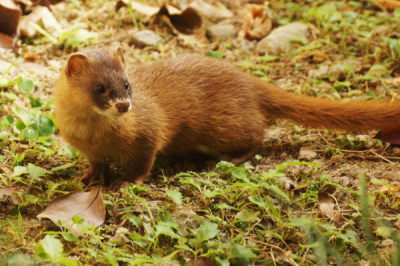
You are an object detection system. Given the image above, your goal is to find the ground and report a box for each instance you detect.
[1,0,400,265]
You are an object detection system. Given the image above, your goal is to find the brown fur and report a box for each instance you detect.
[55,48,400,190]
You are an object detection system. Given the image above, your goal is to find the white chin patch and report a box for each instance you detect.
[93,99,132,117]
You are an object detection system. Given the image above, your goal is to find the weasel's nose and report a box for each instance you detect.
[116,102,131,113]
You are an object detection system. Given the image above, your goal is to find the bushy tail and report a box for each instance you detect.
[257,82,400,133]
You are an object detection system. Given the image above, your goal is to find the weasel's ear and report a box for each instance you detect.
[65,53,89,78]
[115,46,125,68]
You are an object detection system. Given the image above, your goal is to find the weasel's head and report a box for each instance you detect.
[63,47,132,118]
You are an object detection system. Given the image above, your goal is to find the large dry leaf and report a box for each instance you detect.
[0,0,21,37]
[238,3,272,40]
[318,192,345,225]
[19,6,59,38]
[0,187,21,203]
[37,186,105,236]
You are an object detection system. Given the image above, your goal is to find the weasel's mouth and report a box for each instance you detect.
[92,101,131,118]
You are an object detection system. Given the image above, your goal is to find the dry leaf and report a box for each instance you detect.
[238,3,272,40]
[185,257,216,266]
[318,192,345,225]
[19,6,58,38]
[374,0,400,10]
[0,0,21,37]
[37,186,105,236]
[379,185,400,194]
[0,163,14,177]
[189,0,233,22]
[117,1,207,45]
[0,187,21,203]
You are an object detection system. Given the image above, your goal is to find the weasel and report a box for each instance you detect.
[54,47,400,190]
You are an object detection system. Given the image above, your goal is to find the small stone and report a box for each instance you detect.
[206,24,237,40]
[108,227,130,246]
[0,60,12,74]
[131,30,164,47]
[375,25,390,36]
[232,39,257,53]
[257,22,310,55]
[380,238,395,247]
[329,63,347,81]
[308,65,329,79]
[298,146,317,161]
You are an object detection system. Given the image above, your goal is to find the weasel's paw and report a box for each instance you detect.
[110,180,132,191]
[80,172,100,185]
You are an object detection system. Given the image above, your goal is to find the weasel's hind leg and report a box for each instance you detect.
[218,146,260,165]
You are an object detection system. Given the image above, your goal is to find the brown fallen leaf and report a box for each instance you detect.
[318,191,345,225]
[117,1,207,45]
[0,162,14,177]
[0,187,21,203]
[238,3,272,41]
[185,257,216,266]
[0,0,21,37]
[379,185,400,194]
[37,186,105,236]
[374,0,400,10]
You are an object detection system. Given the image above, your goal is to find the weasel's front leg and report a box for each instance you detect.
[110,151,157,191]
[80,161,112,186]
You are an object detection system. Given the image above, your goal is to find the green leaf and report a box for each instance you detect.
[51,163,75,172]
[235,209,260,222]
[103,252,118,266]
[284,218,312,227]
[18,78,35,93]
[27,164,46,179]
[228,243,257,260]
[214,202,235,209]
[35,235,64,263]
[258,55,278,63]
[28,95,43,108]
[261,183,291,202]
[12,107,33,128]
[1,115,14,127]
[13,166,27,176]
[123,214,142,228]
[197,222,219,243]
[60,232,79,242]
[166,189,182,205]
[216,161,235,173]
[16,119,26,131]
[1,92,18,101]
[206,51,223,59]
[22,128,39,140]
[155,223,180,239]
[160,211,178,229]
[249,195,267,210]
[30,114,55,137]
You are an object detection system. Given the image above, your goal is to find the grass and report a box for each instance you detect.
[2,0,400,265]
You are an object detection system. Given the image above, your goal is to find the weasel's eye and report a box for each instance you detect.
[96,85,106,94]
[124,82,129,90]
